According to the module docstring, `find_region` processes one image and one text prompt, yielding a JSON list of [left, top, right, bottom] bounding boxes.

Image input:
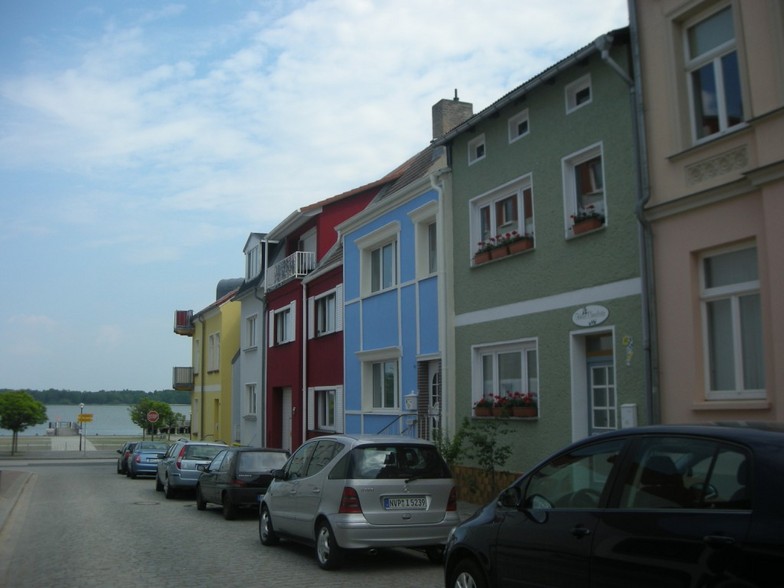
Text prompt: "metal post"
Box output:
[[79, 403, 84, 452]]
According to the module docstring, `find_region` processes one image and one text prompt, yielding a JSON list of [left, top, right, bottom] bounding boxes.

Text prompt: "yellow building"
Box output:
[[174, 280, 241, 443]]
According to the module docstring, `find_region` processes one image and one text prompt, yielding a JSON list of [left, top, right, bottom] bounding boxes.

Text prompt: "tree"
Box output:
[[461, 417, 513, 495], [128, 398, 174, 440], [0, 391, 48, 455]]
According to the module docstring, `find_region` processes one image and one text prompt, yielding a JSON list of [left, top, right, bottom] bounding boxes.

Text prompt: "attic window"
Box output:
[[468, 134, 486, 165], [566, 74, 592, 113]]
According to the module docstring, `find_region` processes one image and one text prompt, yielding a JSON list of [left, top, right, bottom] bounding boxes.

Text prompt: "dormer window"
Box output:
[[468, 134, 486, 165]]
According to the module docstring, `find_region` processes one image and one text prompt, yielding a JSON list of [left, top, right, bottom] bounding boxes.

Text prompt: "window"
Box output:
[[685, 6, 743, 141], [246, 244, 260, 279], [566, 74, 592, 113], [269, 302, 295, 346], [245, 383, 257, 416], [370, 241, 397, 293], [508, 109, 530, 143], [370, 360, 398, 409], [563, 144, 606, 235], [471, 177, 534, 256], [468, 133, 486, 165], [701, 246, 764, 400], [409, 201, 438, 278], [308, 386, 344, 433], [475, 340, 538, 406], [207, 333, 220, 372], [308, 287, 343, 338], [246, 314, 257, 349], [427, 222, 437, 274]]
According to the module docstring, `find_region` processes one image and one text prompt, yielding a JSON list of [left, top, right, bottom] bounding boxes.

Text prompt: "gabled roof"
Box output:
[[434, 28, 630, 146]]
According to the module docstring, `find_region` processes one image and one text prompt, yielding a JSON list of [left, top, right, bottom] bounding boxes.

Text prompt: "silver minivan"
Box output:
[[259, 434, 459, 569]]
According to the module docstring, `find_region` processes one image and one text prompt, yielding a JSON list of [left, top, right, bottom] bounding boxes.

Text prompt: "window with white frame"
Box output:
[[471, 177, 534, 255], [208, 332, 220, 372], [410, 202, 438, 278], [245, 383, 257, 416], [563, 144, 606, 234], [508, 109, 530, 143], [370, 241, 397, 293], [246, 314, 257, 349], [685, 5, 743, 141], [359, 353, 399, 410], [701, 246, 764, 400], [309, 286, 343, 338], [565, 74, 592, 113], [308, 386, 343, 432], [474, 340, 538, 406], [269, 302, 295, 346], [468, 133, 486, 165], [246, 244, 261, 279]]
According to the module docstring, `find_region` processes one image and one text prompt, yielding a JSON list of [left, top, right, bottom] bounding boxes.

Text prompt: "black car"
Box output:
[[444, 423, 784, 588], [196, 447, 290, 520], [116, 441, 138, 475]]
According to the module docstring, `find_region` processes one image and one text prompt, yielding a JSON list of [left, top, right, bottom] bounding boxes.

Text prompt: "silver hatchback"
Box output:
[[155, 440, 226, 499], [259, 434, 459, 569]]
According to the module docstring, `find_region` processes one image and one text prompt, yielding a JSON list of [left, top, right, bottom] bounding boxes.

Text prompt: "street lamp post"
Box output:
[[79, 403, 85, 452]]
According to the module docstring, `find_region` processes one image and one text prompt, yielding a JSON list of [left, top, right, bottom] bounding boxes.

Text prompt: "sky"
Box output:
[[0, 0, 629, 393]]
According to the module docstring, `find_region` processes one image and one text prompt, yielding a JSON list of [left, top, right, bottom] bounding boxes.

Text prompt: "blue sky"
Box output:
[[0, 0, 628, 392]]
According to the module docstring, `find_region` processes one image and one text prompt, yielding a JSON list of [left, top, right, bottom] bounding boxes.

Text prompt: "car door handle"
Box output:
[[704, 535, 736, 547], [571, 525, 591, 539]]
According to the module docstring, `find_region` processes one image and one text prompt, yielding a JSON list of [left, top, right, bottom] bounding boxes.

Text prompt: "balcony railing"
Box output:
[[172, 366, 194, 391], [265, 251, 316, 291], [173, 310, 194, 336]]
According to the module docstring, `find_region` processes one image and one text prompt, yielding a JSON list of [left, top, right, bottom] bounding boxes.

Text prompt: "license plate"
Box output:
[[383, 496, 427, 510], [146, 458, 160, 463]]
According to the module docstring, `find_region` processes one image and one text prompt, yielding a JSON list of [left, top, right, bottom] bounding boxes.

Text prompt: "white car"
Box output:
[[259, 434, 459, 569]]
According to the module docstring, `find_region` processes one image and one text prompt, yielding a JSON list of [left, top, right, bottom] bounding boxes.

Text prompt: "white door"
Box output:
[[281, 387, 292, 452]]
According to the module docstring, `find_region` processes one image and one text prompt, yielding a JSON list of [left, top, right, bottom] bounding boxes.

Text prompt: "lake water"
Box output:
[[1, 404, 192, 437]]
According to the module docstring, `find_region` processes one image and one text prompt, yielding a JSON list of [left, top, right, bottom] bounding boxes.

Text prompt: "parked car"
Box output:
[[196, 447, 290, 520], [259, 434, 458, 570], [155, 440, 226, 499], [127, 441, 170, 479], [116, 441, 138, 475], [444, 423, 784, 588]]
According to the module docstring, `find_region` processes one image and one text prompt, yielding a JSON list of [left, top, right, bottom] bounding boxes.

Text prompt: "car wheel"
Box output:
[[425, 546, 444, 564], [164, 477, 176, 499], [155, 475, 163, 492], [449, 558, 487, 588], [259, 506, 279, 546], [315, 520, 344, 570], [222, 494, 237, 520], [130, 471, 137, 480], [117, 463, 122, 474], [196, 486, 207, 511]]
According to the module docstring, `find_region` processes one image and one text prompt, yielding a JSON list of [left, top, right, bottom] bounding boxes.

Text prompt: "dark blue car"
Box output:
[[127, 441, 170, 479], [444, 423, 784, 588]]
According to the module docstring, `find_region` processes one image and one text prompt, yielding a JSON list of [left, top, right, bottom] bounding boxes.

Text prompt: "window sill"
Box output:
[[473, 241, 534, 266], [569, 218, 605, 237], [692, 399, 770, 411]]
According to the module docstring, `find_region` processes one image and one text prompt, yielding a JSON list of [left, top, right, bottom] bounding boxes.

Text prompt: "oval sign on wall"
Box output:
[[572, 305, 609, 327]]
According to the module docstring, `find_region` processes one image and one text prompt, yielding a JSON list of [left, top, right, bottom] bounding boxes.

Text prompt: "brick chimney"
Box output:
[[432, 90, 473, 139]]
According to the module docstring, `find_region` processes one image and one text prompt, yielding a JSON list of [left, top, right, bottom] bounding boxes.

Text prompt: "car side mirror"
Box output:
[[197, 464, 207, 472], [497, 486, 522, 509], [271, 468, 285, 480]]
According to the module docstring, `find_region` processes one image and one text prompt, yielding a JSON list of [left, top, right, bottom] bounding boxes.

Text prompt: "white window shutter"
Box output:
[[268, 310, 275, 347], [335, 285, 343, 332], [335, 386, 344, 433], [307, 296, 315, 339], [307, 387, 315, 430], [288, 300, 296, 342]]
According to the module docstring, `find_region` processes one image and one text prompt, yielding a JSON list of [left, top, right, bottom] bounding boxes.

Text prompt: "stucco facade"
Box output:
[[632, 0, 784, 422]]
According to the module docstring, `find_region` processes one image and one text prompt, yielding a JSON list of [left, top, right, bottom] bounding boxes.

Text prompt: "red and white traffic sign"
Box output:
[[147, 410, 160, 423]]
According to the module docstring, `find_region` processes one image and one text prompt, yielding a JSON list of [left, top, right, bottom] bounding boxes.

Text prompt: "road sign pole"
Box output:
[[79, 403, 84, 452]]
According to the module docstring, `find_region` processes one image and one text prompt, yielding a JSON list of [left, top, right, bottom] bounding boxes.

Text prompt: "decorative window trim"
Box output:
[[508, 109, 530, 143], [207, 332, 221, 372], [409, 201, 439, 278], [565, 74, 592, 113], [470, 175, 534, 263], [245, 314, 258, 350], [356, 222, 400, 297], [359, 348, 401, 411], [244, 383, 257, 417], [563, 142, 606, 238], [468, 133, 486, 165], [471, 338, 539, 415]]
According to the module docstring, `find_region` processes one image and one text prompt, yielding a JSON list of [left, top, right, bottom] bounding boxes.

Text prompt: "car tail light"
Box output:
[[134, 455, 141, 463], [338, 487, 363, 514], [447, 487, 457, 512], [230, 479, 248, 488], [175, 446, 187, 469]]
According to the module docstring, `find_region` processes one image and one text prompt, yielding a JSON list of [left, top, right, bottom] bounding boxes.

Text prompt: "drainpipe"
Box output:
[[301, 278, 308, 446], [597, 23, 660, 425], [429, 167, 449, 436], [197, 315, 206, 440]]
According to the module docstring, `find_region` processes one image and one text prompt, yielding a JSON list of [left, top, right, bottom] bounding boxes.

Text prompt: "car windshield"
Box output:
[[238, 451, 289, 473], [137, 442, 168, 451], [185, 445, 224, 461], [347, 445, 450, 480]]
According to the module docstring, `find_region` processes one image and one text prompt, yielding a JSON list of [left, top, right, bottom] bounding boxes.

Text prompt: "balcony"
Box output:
[[172, 366, 194, 391], [265, 251, 316, 291], [174, 310, 194, 336]]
